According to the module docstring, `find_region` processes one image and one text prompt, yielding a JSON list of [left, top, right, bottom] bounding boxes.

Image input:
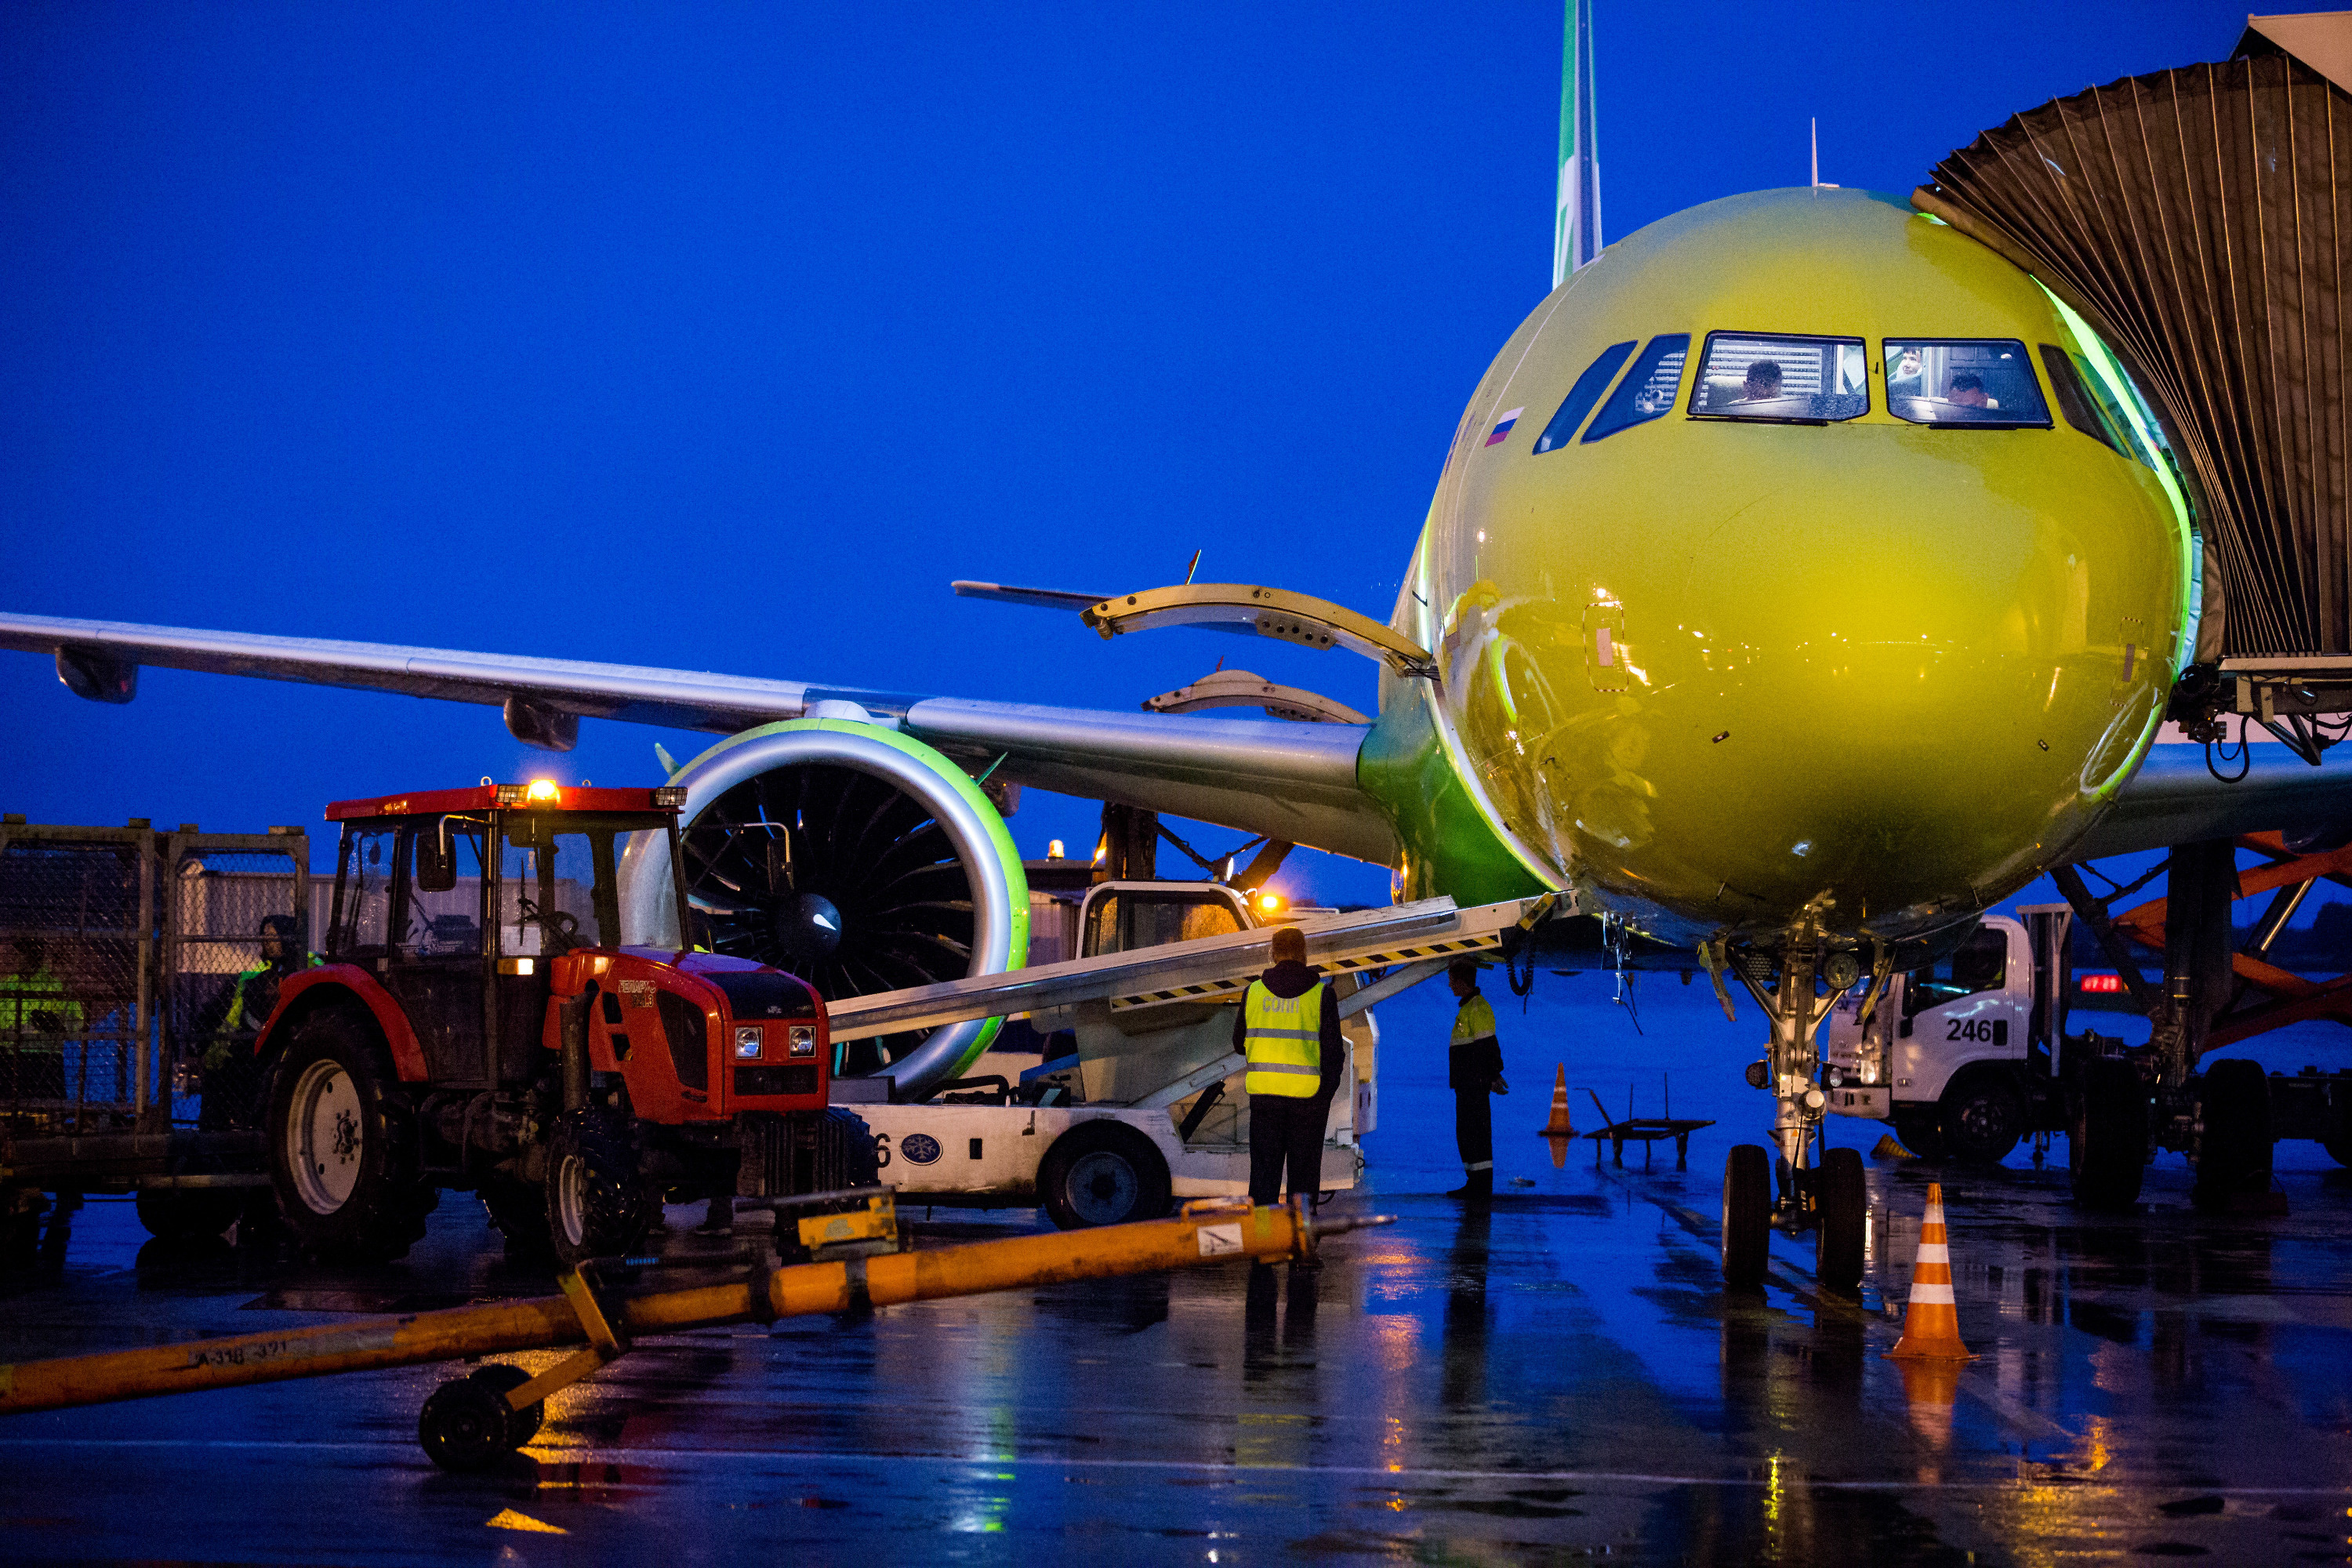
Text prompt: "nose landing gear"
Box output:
[[1718, 938, 1872, 1296]]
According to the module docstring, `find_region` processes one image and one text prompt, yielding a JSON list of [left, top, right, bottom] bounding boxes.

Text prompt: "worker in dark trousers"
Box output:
[[1236, 925, 1343, 1210], [1446, 959, 1508, 1200]]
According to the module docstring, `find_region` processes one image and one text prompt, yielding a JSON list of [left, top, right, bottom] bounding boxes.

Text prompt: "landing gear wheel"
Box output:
[[1721, 1144, 1771, 1288], [265, 1014, 432, 1261], [545, 1111, 655, 1265], [419, 1376, 524, 1472], [1940, 1073, 2025, 1165], [1038, 1120, 1171, 1230], [479, 1178, 557, 1267], [1813, 1146, 1866, 1297], [135, 1187, 244, 1245], [2194, 1058, 2274, 1208], [2070, 1056, 2147, 1210]]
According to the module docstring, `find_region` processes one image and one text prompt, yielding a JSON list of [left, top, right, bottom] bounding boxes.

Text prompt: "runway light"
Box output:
[[2080, 973, 2124, 993]]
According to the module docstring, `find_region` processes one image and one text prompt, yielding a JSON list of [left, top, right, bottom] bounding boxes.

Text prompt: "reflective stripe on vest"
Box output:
[[1243, 980, 1323, 1099]]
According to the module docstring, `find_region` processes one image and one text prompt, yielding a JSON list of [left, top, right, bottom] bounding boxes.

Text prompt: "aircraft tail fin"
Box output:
[[1552, 0, 1602, 288]]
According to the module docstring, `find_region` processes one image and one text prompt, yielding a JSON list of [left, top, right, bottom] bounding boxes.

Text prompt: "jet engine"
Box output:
[[619, 716, 1029, 1098]]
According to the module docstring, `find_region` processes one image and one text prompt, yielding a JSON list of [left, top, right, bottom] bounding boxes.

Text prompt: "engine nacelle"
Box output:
[[619, 717, 1029, 1101]]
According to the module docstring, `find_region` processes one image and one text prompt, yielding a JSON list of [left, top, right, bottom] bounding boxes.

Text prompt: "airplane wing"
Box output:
[[0, 612, 1397, 863], [2076, 741, 2352, 859]]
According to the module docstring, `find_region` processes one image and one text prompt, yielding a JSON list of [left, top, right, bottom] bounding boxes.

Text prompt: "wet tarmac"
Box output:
[[2, 985, 2350, 1564]]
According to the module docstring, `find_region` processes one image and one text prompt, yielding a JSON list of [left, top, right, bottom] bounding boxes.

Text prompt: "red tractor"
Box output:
[[253, 780, 873, 1264]]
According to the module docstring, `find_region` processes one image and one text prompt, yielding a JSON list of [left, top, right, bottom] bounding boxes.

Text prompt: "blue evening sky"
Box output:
[[1, 1, 2241, 906]]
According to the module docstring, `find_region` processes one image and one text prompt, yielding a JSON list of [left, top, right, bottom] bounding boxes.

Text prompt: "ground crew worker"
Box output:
[[0, 937, 82, 1105], [198, 916, 315, 1131], [1446, 958, 1508, 1200], [1235, 924, 1343, 1208]]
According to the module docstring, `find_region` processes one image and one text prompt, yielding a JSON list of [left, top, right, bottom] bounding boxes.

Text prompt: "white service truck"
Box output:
[[848, 880, 1378, 1227], [1820, 906, 2352, 1174]]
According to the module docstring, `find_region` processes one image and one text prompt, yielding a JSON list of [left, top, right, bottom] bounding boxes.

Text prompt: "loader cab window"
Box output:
[[1080, 888, 1247, 960], [1903, 925, 2009, 1018], [498, 815, 636, 956], [408, 817, 487, 957], [328, 826, 398, 958], [1690, 332, 1868, 423], [1883, 339, 2048, 427]]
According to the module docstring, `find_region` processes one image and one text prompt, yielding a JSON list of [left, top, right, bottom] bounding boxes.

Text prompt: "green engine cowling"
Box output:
[[619, 717, 1029, 1101]]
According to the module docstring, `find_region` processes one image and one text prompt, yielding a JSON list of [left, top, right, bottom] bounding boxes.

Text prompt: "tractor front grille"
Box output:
[[734, 1065, 818, 1098]]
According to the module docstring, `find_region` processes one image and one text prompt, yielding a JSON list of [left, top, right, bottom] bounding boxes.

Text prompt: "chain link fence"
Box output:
[[0, 826, 152, 1134], [0, 822, 307, 1138], [165, 836, 310, 1131]]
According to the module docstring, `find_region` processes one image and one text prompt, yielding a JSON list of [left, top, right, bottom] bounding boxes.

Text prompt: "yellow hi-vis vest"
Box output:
[[1242, 980, 1323, 1098]]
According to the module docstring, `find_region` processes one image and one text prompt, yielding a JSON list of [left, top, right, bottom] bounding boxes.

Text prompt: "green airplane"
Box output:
[[1370, 183, 2200, 948], [4, 9, 2344, 1281]]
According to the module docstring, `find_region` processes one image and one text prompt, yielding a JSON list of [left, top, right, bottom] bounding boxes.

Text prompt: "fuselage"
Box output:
[[1360, 188, 2197, 952]]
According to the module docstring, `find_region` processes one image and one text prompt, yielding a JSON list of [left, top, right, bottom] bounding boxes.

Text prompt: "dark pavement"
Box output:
[[2, 983, 2350, 1563], [2, 1152, 2348, 1563]]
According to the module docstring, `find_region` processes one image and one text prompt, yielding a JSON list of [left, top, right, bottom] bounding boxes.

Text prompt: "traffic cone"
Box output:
[[1888, 1181, 1971, 1361], [1538, 1065, 1575, 1169], [1537, 1066, 1574, 1136]]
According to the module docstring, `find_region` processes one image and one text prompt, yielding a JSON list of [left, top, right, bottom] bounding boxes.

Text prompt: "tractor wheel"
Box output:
[[2194, 1059, 2274, 1208], [1813, 1146, 1867, 1297], [135, 1187, 244, 1246], [1721, 1144, 1772, 1288], [809, 1106, 880, 1192], [0, 1191, 43, 1275], [466, 1363, 544, 1446], [1038, 1120, 1171, 1230], [1940, 1071, 2026, 1165], [2069, 1056, 2147, 1210], [545, 1112, 655, 1265], [478, 1178, 557, 1268], [266, 1013, 434, 1261]]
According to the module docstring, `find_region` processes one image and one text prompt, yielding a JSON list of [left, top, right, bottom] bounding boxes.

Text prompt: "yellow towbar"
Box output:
[[0, 1195, 1387, 1469]]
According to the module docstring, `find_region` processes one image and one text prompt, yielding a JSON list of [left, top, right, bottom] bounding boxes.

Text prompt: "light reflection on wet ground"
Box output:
[[0, 985, 2347, 1563]]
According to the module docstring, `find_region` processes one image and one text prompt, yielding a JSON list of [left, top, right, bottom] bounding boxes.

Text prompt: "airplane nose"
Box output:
[[1460, 435, 2182, 942]]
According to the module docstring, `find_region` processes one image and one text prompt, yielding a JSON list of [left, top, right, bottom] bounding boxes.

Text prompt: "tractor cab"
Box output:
[[269, 780, 853, 1269], [322, 780, 692, 1089]]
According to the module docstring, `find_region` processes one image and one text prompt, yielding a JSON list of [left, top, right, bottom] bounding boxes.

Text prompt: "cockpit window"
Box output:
[[1885, 339, 2048, 427], [1534, 340, 1635, 452], [1690, 332, 1868, 422], [1581, 334, 1689, 443], [2039, 345, 2128, 456]]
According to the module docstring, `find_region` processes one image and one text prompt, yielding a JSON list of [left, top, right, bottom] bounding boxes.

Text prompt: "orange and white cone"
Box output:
[[1888, 1181, 1971, 1361], [1537, 1065, 1575, 1168]]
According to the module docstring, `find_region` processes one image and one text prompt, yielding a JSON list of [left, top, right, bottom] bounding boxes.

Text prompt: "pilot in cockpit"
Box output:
[[1948, 371, 1992, 409], [1738, 359, 1783, 401]]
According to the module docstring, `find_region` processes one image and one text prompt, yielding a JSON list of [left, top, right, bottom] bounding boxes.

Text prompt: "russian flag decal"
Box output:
[[1484, 408, 1523, 447]]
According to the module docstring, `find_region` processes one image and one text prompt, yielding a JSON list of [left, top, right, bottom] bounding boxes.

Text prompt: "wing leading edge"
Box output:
[[0, 612, 1399, 864]]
